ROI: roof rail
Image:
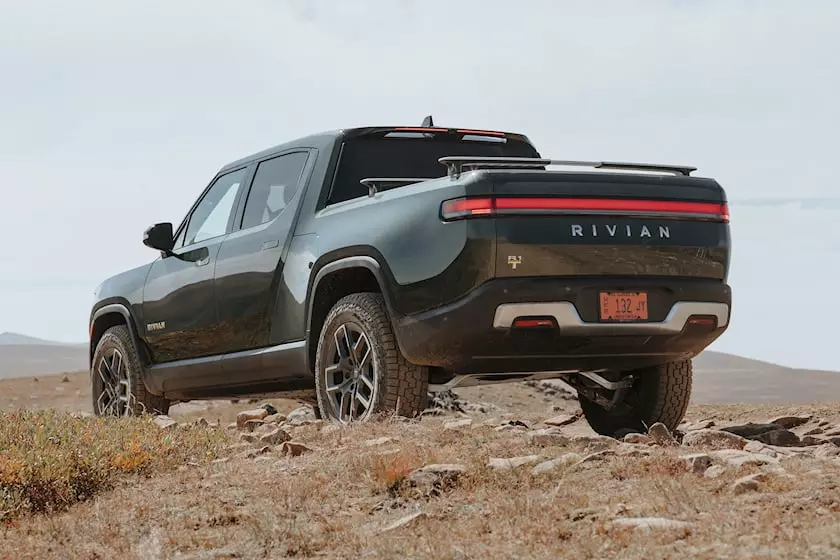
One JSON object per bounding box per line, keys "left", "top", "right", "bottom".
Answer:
{"left": 438, "top": 156, "right": 696, "bottom": 179}
{"left": 360, "top": 177, "right": 431, "bottom": 197}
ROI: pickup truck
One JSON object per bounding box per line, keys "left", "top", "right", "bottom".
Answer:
{"left": 88, "top": 118, "right": 732, "bottom": 436}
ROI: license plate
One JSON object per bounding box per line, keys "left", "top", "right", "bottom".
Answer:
{"left": 599, "top": 291, "right": 648, "bottom": 321}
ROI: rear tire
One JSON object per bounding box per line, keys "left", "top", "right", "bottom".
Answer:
{"left": 314, "top": 292, "right": 428, "bottom": 423}
{"left": 578, "top": 359, "right": 692, "bottom": 437}
{"left": 91, "top": 325, "right": 170, "bottom": 416}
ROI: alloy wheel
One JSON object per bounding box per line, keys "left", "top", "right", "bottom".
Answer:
{"left": 323, "top": 322, "right": 377, "bottom": 423}
{"left": 95, "top": 348, "right": 134, "bottom": 416}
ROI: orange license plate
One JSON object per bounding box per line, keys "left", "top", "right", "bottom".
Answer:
{"left": 599, "top": 291, "right": 648, "bottom": 321}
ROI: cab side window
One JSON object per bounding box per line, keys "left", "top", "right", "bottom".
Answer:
{"left": 241, "top": 152, "right": 309, "bottom": 230}
{"left": 182, "top": 167, "right": 247, "bottom": 247}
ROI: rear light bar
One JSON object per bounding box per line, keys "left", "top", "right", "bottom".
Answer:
{"left": 441, "top": 196, "right": 729, "bottom": 222}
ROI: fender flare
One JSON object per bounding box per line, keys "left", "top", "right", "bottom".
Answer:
{"left": 305, "top": 255, "right": 399, "bottom": 369}
{"left": 89, "top": 303, "right": 146, "bottom": 366}
{"left": 306, "top": 255, "right": 397, "bottom": 328}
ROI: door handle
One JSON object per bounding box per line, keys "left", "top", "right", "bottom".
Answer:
{"left": 261, "top": 240, "right": 279, "bottom": 251}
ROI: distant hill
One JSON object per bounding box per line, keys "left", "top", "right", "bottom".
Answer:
{"left": 692, "top": 350, "right": 840, "bottom": 404}
{"left": 0, "top": 332, "right": 84, "bottom": 347}
{"left": 0, "top": 333, "right": 87, "bottom": 380}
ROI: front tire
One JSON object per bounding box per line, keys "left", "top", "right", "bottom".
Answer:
{"left": 91, "top": 325, "right": 170, "bottom": 416}
{"left": 578, "top": 359, "right": 692, "bottom": 437}
{"left": 314, "top": 292, "right": 428, "bottom": 423}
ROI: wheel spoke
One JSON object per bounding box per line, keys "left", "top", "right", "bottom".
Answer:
{"left": 359, "top": 369, "right": 375, "bottom": 392}
{"left": 351, "top": 333, "right": 370, "bottom": 369}
{"left": 334, "top": 325, "right": 352, "bottom": 363}
{"left": 111, "top": 350, "right": 123, "bottom": 380}
{"left": 355, "top": 391, "right": 371, "bottom": 411}
{"left": 326, "top": 376, "right": 354, "bottom": 394}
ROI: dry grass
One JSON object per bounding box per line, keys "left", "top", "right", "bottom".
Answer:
{"left": 2, "top": 408, "right": 840, "bottom": 559}
{"left": 0, "top": 409, "right": 229, "bottom": 522}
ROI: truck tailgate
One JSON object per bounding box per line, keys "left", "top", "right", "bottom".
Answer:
{"left": 482, "top": 172, "right": 729, "bottom": 280}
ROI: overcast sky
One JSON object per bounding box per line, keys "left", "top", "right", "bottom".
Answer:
{"left": 1, "top": 1, "right": 838, "bottom": 369}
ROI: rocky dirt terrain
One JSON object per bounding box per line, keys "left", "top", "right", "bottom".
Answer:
{"left": 2, "top": 372, "right": 840, "bottom": 559}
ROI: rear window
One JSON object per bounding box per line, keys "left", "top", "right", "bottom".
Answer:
{"left": 328, "top": 133, "right": 540, "bottom": 204}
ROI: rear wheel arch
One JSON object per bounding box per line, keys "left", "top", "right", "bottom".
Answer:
{"left": 306, "top": 256, "right": 398, "bottom": 374}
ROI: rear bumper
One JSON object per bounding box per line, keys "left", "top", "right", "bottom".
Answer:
{"left": 392, "top": 276, "right": 731, "bottom": 373}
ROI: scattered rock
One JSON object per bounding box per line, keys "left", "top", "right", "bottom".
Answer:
{"left": 682, "top": 419, "right": 716, "bottom": 431}
{"left": 744, "top": 440, "right": 765, "bottom": 453}
{"left": 285, "top": 406, "right": 316, "bottom": 425}
{"left": 711, "top": 449, "right": 779, "bottom": 469}
{"left": 612, "top": 517, "right": 693, "bottom": 534}
{"left": 488, "top": 455, "right": 542, "bottom": 470}
{"left": 680, "top": 453, "right": 713, "bottom": 474}
{"left": 380, "top": 511, "right": 426, "bottom": 533}
{"left": 280, "top": 441, "right": 313, "bottom": 457}
{"left": 754, "top": 429, "right": 800, "bottom": 447}
{"left": 531, "top": 453, "right": 583, "bottom": 474}
{"left": 803, "top": 427, "right": 825, "bottom": 436}
{"left": 527, "top": 428, "right": 571, "bottom": 446}
{"left": 236, "top": 408, "right": 269, "bottom": 429}
{"left": 225, "top": 422, "right": 238, "bottom": 431}
{"left": 407, "top": 464, "right": 466, "bottom": 490}
{"left": 544, "top": 414, "right": 579, "bottom": 427}
{"left": 721, "top": 422, "right": 783, "bottom": 439}
{"left": 648, "top": 422, "right": 677, "bottom": 445}
{"left": 243, "top": 446, "right": 272, "bottom": 459}
{"left": 569, "top": 450, "right": 615, "bottom": 468}
{"left": 192, "top": 417, "right": 210, "bottom": 428}
{"left": 570, "top": 435, "right": 618, "bottom": 451}
{"left": 444, "top": 419, "right": 473, "bottom": 430}
{"left": 800, "top": 436, "right": 826, "bottom": 447}
{"left": 682, "top": 429, "right": 748, "bottom": 450}
{"left": 153, "top": 415, "right": 178, "bottom": 430}
{"left": 261, "top": 403, "right": 279, "bottom": 415}
{"left": 243, "top": 419, "right": 265, "bottom": 432}
{"left": 768, "top": 415, "right": 812, "bottom": 429}
{"left": 732, "top": 473, "right": 766, "bottom": 495}
{"left": 259, "top": 428, "right": 291, "bottom": 445}
{"left": 616, "top": 444, "right": 652, "bottom": 458}
{"left": 814, "top": 444, "right": 840, "bottom": 459}
{"left": 239, "top": 433, "right": 257, "bottom": 443}
{"left": 61, "top": 374, "right": 70, "bottom": 383}
{"left": 704, "top": 465, "right": 726, "bottom": 479}
{"left": 364, "top": 437, "right": 395, "bottom": 447}
{"left": 495, "top": 423, "right": 528, "bottom": 433}
{"left": 263, "top": 413, "right": 286, "bottom": 424}
{"left": 623, "top": 433, "right": 653, "bottom": 445}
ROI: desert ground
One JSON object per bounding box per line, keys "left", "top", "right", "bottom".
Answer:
{"left": 3, "top": 370, "right": 840, "bottom": 559}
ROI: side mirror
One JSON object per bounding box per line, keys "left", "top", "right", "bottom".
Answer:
{"left": 143, "top": 222, "right": 175, "bottom": 255}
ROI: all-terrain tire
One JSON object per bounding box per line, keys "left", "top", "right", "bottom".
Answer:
{"left": 578, "top": 359, "right": 692, "bottom": 437}
{"left": 91, "top": 325, "right": 170, "bottom": 416}
{"left": 314, "top": 292, "right": 428, "bottom": 421}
